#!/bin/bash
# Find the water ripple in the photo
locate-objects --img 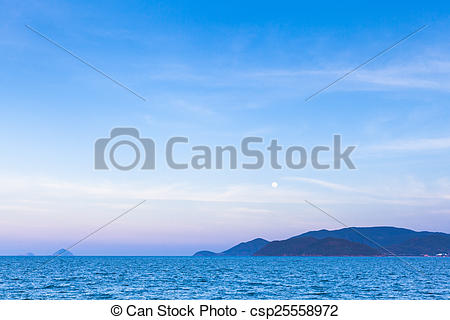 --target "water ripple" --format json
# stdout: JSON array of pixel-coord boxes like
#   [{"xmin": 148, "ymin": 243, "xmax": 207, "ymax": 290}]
[{"xmin": 0, "ymin": 256, "xmax": 448, "ymax": 299}]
